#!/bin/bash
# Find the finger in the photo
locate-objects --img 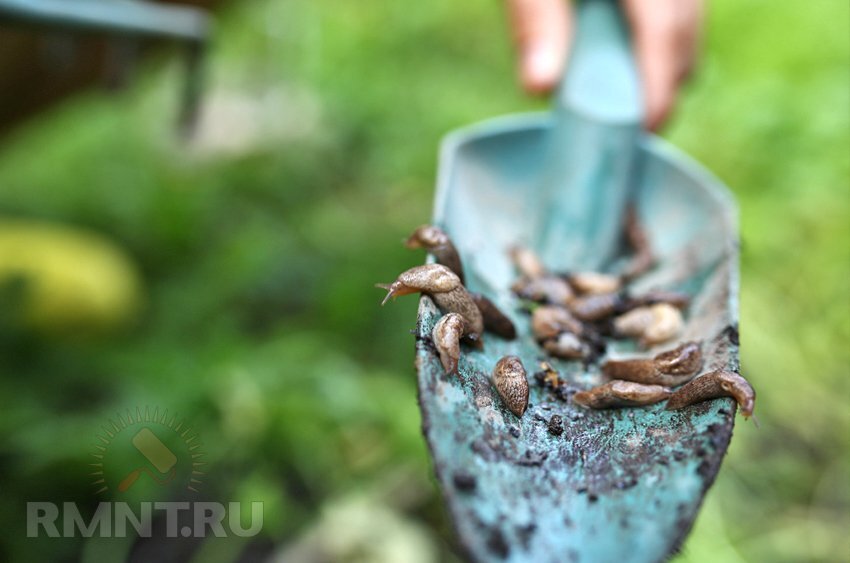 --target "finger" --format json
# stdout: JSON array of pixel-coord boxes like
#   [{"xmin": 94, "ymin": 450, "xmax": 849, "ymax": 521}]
[
  {"xmin": 624, "ymin": 0, "xmax": 679, "ymax": 130},
  {"xmin": 625, "ymin": 0, "xmax": 702, "ymax": 130},
  {"xmin": 676, "ymin": 0, "xmax": 704, "ymax": 82},
  {"xmin": 507, "ymin": 0, "xmax": 572, "ymax": 94}
]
